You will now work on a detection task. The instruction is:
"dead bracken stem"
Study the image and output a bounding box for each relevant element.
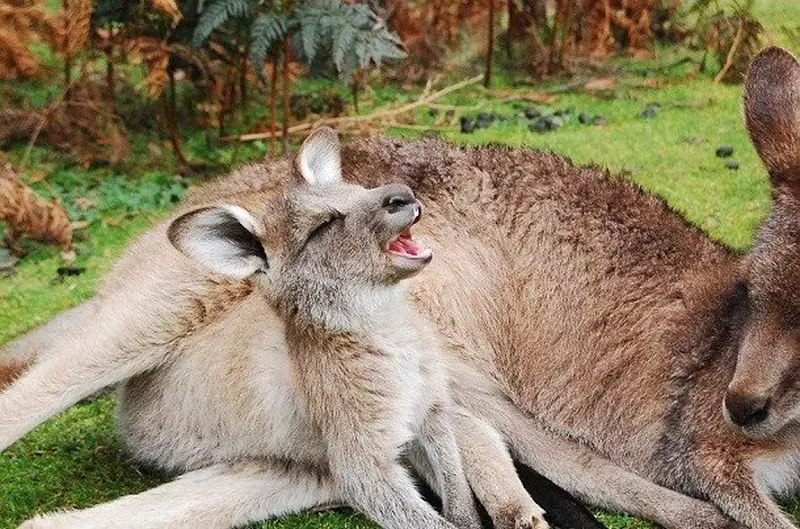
[18,81,72,173]
[714,17,744,84]
[225,74,484,143]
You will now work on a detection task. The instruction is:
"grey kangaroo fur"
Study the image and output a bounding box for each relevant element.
[0,128,547,529]
[3,46,800,528]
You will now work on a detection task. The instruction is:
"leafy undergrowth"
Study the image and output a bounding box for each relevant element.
[2,26,800,529]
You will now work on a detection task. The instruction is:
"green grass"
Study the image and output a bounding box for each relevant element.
[2,2,799,526]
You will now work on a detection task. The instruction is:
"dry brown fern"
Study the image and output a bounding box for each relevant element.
[0,0,64,79]
[0,164,72,251]
[149,0,182,25]
[0,28,39,78]
[0,81,129,167]
[577,0,654,58]
[0,2,63,42]
[126,37,211,98]
[64,0,92,56]
[126,37,171,97]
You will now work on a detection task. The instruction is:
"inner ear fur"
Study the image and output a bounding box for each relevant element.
[168,206,268,279]
[295,126,343,186]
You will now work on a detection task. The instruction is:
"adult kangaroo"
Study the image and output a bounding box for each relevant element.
[3,47,799,528]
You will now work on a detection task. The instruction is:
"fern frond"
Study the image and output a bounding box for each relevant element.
[0,27,39,79]
[248,11,290,78]
[297,4,322,61]
[0,4,63,48]
[64,0,93,55]
[332,22,355,72]
[192,0,253,47]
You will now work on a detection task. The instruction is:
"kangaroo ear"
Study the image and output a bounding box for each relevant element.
[168,205,267,279]
[744,46,800,186]
[296,126,342,186]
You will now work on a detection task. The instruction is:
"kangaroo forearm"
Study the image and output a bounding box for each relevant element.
[331,456,454,529]
[417,414,481,526]
[450,408,545,529]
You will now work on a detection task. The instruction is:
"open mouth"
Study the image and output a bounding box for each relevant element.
[385,226,432,261]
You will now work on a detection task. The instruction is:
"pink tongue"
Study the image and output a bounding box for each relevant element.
[388,235,425,256]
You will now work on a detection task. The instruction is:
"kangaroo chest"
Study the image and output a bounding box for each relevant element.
[290,324,445,451]
[116,306,444,473]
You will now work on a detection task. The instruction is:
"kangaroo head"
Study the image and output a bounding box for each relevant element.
[723,47,800,437]
[167,127,431,325]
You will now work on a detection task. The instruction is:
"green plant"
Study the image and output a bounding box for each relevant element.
[189,0,403,152]
[192,0,404,81]
[674,0,763,82]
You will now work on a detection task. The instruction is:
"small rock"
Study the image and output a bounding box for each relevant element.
[57,266,86,278]
[476,113,493,129]
[524,107,542,119]
[639,106,659,119]
[460,117,476,134]
[716,145,734,158]
[578,113,591,125]
[593,115,608,126]
[725,160,740,170]
[529,116,559,133]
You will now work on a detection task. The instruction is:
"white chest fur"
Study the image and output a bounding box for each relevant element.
[752,450,800,498]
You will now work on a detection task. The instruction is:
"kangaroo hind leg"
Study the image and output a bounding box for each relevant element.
[20,460,341,529]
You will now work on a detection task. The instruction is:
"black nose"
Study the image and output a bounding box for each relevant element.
[383,191,416,213]
[724,393,771,427]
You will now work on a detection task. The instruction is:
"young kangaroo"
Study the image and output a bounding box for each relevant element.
[0,128,548,529]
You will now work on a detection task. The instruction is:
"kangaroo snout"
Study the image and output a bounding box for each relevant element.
[380,185,420,216]
[724,391,771,428]
[382,189,416,211]
[378,184,423,233]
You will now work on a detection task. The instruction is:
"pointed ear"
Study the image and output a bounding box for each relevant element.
[295,126,342,186]
[168,205,268,279]
[744,46,800,184]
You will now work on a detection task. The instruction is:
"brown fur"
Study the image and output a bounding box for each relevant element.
[0,360,27,390]
[4,47,800,529]
[0,129,549,529]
